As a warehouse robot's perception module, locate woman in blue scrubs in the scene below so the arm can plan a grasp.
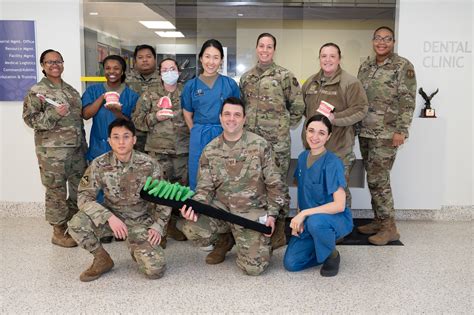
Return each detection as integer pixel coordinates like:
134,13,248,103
82,55,139,162
181,39,240,190
284,114,353,277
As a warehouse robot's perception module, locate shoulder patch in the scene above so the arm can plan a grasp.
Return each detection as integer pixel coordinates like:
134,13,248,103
80,175,89,187
406,69,415,79
292,77,300,87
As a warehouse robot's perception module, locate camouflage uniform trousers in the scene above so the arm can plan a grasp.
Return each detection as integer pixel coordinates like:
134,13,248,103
133,130,148,153
181,215,272,276
339,151,356,209
36,146,86,225
68,212,166,278
273,148,290,221
147,151,188,234
359,137,397,219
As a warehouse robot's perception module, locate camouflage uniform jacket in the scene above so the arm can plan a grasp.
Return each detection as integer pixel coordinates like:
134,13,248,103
132,81,190,154
239,62,304,154
195,130,286,221
23,77,85,148
78,150,168,235
125,69,161,95
302,67,368,157
357,53,417,139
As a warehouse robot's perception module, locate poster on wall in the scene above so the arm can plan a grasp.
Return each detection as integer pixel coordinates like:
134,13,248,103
0,20,37,101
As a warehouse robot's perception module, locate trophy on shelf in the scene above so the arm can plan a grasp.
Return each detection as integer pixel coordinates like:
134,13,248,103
418,87,439,118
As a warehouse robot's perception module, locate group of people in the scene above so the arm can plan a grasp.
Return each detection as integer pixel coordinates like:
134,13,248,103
22,25,416,282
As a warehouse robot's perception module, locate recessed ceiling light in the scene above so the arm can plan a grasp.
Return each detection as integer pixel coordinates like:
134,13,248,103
140,21,175,29
155,31,185,38
237,13,244,17
89,12,99,16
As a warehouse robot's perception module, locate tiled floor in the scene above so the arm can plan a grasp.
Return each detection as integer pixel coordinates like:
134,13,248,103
0,217,472,313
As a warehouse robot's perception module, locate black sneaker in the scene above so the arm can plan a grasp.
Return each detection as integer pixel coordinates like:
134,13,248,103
320,250,340,277
100,236,113,244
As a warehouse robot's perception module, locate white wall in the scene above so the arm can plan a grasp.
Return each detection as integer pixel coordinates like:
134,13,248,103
0,0,472,211
395,0,472,207
0,0,83,201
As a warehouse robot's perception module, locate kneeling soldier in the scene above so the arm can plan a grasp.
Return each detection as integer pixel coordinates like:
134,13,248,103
180,97,285,276
68,119,170,281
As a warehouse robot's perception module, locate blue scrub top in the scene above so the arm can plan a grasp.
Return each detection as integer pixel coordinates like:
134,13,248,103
181,74,240,189
294,150,348,211
82,83,139,161
181,75,240,125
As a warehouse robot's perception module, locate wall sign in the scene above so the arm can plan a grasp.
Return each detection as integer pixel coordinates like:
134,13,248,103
0,20,37,101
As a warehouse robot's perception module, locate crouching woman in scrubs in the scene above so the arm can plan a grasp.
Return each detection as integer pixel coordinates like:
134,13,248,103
283,114,353,277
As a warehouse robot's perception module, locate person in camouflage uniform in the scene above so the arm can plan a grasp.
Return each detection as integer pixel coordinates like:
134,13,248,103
357,26,417,245
125,44,161,152
302,42,368,207
22,49,87,248
68,119,169,282
180,97,285,276
132,58,189,246
239,33,304,249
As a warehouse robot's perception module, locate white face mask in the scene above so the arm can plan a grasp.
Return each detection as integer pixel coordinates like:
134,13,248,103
161,70,179,85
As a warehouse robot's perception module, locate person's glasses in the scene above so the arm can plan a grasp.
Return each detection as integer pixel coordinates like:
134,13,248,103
373,36,393,43
161,67,177,73
43,60,64,66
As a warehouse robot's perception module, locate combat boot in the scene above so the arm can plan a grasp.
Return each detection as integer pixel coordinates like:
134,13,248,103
80,246,114,282
271,219,287,250
357,217,382,235
368,218,400,246
51,224,77,248
166,217,187,241
205,233,235,265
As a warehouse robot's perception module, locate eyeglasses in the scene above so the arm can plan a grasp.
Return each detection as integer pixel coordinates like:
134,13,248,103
161,67,177,73
373,36,393,43
43,60,64,66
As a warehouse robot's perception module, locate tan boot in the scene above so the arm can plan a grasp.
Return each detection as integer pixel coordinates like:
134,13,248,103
357,217,382,235
166,217,187,241
271,219,287,250
80,246,114,282
52,224,77,248
205,233,235,265
368,218,400,246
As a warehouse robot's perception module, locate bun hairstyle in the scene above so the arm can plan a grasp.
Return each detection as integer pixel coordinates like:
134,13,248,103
305,114,333,135
256,33,277,49
198,39,224,59
103,55,127,82
158,57,180,75
39,49,63,76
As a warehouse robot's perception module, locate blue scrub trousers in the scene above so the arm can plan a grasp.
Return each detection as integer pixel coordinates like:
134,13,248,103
188,123,222,190
283,210,353,272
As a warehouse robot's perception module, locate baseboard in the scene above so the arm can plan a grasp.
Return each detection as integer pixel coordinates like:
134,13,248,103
1,201,472,221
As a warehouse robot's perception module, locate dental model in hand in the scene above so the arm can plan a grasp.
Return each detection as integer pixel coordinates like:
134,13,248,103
104,91,121,108
157,96,174,118
317,100,335,117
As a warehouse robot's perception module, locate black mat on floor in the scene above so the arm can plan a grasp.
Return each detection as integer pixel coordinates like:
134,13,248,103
284,218,403,246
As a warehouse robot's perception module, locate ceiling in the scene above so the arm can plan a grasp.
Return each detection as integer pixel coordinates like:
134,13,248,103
83,0,396,46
